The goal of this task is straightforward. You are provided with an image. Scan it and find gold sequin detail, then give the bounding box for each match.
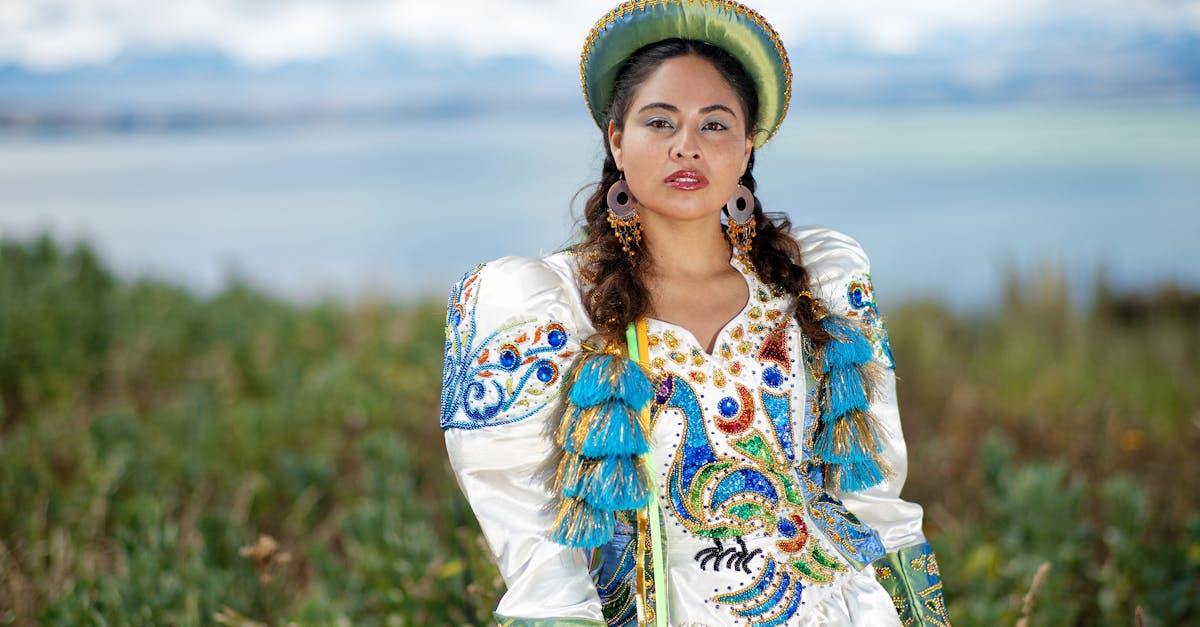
[910,554,941,577]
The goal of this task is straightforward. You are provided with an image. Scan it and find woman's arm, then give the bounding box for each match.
[796,226,952,625]
[441,257,605,625]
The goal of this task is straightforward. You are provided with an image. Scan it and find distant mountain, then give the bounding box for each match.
[1,26,1197,133]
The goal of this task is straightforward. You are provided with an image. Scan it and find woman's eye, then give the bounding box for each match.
[647,118,673,129]
[703,121,728,131]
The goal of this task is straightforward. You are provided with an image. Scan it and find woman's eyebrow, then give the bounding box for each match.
[636,102,737,116]
[700,104,736,116]
[637,102,678,113]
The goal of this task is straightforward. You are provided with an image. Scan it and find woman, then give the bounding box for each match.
[440,2,950,625]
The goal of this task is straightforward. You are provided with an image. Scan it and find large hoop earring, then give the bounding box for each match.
[606,176,642,265]
[726,183,756,270]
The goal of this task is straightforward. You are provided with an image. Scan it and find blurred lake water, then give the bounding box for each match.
[1,99,1197,310]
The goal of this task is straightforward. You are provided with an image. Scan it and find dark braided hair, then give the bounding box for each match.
[576,38,832,350]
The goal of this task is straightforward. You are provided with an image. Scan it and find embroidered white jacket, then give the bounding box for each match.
[440,227,948,626]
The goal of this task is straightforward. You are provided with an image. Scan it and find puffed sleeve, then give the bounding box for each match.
[795,227,952,626]
[440,257,605,625]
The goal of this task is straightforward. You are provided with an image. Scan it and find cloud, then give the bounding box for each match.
[1,0,1198,71]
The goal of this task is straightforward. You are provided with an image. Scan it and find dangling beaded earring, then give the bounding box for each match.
[606,174,642,265]
[726,181,756,270]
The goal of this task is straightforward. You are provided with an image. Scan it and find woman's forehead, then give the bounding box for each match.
[628,56,743,116]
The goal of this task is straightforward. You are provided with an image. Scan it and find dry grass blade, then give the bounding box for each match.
[212,605,269,627]
[1015,562,1052,627]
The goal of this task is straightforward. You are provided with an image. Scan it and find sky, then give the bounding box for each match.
[1,1,1198,308]
[3,0,1199,72]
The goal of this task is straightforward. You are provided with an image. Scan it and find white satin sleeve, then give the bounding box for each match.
[793,227,928,553]
[440,256,605,624]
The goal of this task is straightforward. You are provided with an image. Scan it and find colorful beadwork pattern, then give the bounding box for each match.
[440,265,577,430]
[592,514,639,626]
[641,269,885,625]
[654,372,848,625]
[798,387,887,569]
[845,273,896,369]
[561,255,909,625]
[872,542,952,626]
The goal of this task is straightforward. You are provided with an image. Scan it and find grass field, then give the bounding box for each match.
[1,234,1197,626]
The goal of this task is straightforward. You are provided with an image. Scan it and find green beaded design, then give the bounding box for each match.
[872,542,953,626]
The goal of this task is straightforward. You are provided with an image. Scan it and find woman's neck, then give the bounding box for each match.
[639,210,732,280]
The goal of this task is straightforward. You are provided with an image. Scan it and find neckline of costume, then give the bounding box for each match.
[643,253,759,358]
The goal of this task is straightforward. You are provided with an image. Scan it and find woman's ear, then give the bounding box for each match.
[742,130,755,172]
[608,120,624,170]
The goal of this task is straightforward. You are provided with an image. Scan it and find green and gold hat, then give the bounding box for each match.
[581,0,792,148]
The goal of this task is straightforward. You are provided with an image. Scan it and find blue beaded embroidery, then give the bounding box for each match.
[718,396,740,418]
[639,268,880,625]
[655,371,847,625]
[592,515,638,626]
[714,557,807,626]
[796,386,887,568]
[440,265,575,430]
[717,558,776,605]
[846,273,896,369]
[760,388,795,463]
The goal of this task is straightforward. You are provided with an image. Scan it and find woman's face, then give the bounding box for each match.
[609,54,754,224]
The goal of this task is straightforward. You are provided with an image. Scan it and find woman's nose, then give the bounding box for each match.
[672,128,701,159]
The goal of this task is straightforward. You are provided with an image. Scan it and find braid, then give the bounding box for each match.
[736,154,833,348]
[577,153,654,347]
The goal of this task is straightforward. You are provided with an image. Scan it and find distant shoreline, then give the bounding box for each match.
[3,94,1200,137]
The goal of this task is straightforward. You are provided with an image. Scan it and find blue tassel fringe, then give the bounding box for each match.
[567,355,616,407]
[557,454,592,499]
[549,497,615,548]
[814,313,888,493]
[826,368,869,418]
[551,350,654,548]
[583,455,649,510]
[580,400,647,457]
[834,460,887,492]
[820,316,875,373]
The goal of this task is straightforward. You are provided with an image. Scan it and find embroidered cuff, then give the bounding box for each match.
[872,542,952,626]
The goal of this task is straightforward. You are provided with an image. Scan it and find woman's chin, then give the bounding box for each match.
[638,197,728,222]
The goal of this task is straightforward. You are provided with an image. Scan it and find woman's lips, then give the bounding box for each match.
[665,169,708,191]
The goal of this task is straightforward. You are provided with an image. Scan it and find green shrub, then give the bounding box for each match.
[1,232,1196,625]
